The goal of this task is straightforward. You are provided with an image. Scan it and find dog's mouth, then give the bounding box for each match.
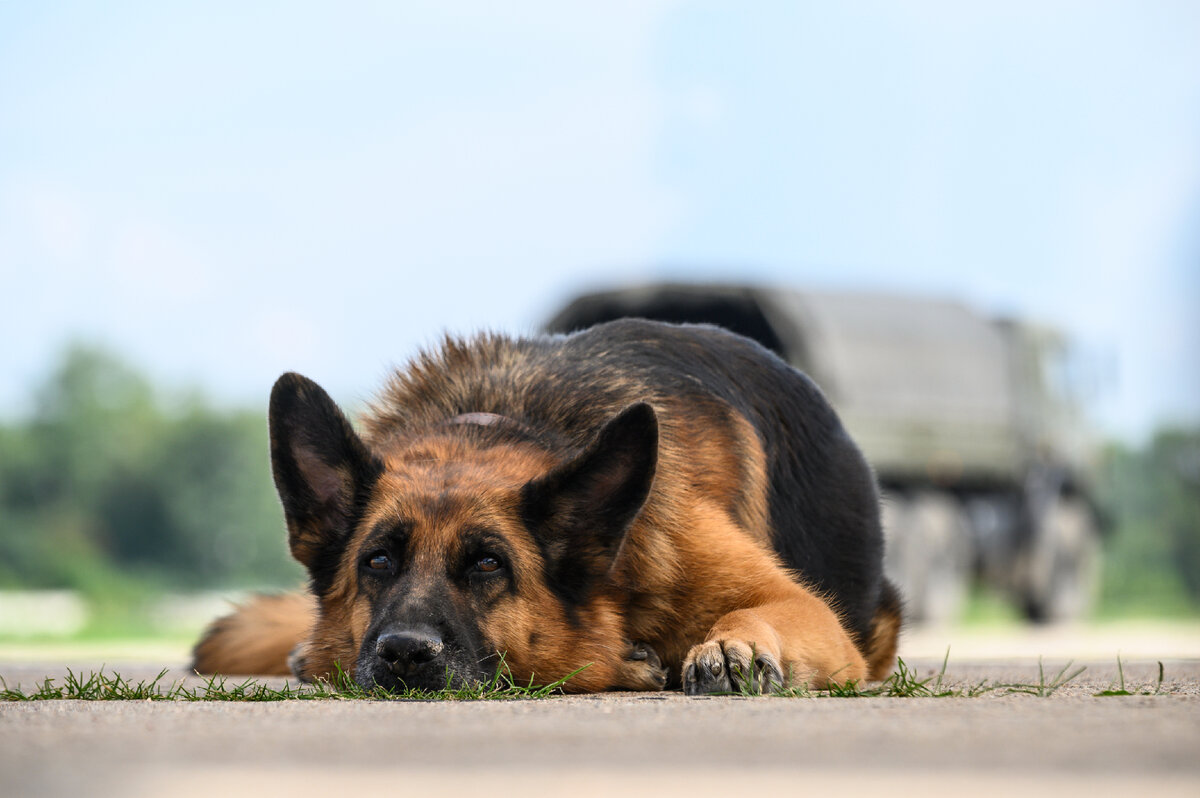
[354,664,491,693]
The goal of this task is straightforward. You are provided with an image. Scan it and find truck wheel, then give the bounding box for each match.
[882,491,971,624]
[1023,497,1101,623]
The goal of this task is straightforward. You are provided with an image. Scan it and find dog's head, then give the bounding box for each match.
[268,373,657,691]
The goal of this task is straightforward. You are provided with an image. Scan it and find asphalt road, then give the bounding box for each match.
[1,657,1198,798]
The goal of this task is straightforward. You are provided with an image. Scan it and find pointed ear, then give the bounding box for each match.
[520,402,658,603]
[269,373,381,573]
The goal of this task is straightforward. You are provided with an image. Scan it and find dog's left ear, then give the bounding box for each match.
[520,402,658,602]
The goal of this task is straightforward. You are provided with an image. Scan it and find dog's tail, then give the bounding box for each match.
[191,592,315,676]
[864,578,904,680]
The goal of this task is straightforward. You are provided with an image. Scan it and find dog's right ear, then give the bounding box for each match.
[269,373,382,573]
[520,402,658,603]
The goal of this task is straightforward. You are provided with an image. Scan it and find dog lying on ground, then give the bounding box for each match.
[193,319,901,694]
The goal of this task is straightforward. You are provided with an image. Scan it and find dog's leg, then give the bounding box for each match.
[608,641,668,691]
[681,587,867,695]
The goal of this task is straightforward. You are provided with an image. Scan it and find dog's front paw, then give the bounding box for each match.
[288,643,313,683]
[612,641,668,691]
[682,639,784,696]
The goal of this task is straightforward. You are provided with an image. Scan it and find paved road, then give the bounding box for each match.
[1,657,1197,797]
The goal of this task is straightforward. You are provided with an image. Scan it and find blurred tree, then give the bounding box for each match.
[0,344,300,592]
[148,404,294,584]
[1148,428,1200,599]
[1099,425,1200,613]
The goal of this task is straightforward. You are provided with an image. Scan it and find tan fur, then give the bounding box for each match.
[192,593,315,676]
[864,583,903,680]
[619,496,867,687]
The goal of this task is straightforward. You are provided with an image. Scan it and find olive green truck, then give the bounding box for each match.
[546,283,1103,624]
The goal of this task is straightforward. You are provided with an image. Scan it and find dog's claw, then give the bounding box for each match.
[683,640,784,696]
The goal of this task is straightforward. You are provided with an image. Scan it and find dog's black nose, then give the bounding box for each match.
[375,629,444,670]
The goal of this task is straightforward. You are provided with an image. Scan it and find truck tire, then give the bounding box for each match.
[882,491,971,624]
[1023,497,1101,623]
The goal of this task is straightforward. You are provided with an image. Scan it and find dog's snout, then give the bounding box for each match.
[375,629,444,670]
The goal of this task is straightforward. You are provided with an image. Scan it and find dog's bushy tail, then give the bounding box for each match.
[864,578,904,680]
[191,592,315,676]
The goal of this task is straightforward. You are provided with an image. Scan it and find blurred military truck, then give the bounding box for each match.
[545,284,1103,623]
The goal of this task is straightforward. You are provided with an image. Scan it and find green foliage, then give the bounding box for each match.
[1098,427,1200,614]
[0,343,301,600]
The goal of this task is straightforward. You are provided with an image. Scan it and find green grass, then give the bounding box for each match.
[734,651,1119,699]
[1093,657,1165,696]
[994,658,1087,697]
[0,657,589,702]
[0,652,1180,702]
[754,654,998,698]
[959,586,1024,626]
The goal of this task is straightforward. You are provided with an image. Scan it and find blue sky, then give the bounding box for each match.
[1,1,1197,440]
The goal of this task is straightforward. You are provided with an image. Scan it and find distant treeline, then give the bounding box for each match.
[0,345,1196,615]
[0,345,301,596]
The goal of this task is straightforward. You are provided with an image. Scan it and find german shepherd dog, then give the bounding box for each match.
[193,319,902,694]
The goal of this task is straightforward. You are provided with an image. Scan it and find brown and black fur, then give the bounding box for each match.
[193,319,902,693]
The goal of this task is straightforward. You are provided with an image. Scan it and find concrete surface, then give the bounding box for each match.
[1,657,1197,798]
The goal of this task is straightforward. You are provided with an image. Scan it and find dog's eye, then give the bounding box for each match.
[364,552,394,572]
[474,555,503,573]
